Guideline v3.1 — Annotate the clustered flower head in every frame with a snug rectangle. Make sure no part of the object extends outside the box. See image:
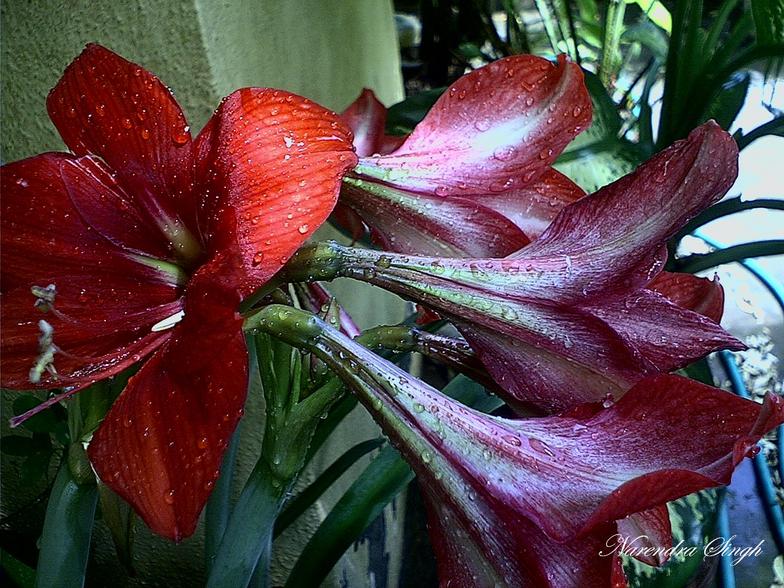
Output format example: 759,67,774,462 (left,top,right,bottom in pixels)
1,44,780,587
